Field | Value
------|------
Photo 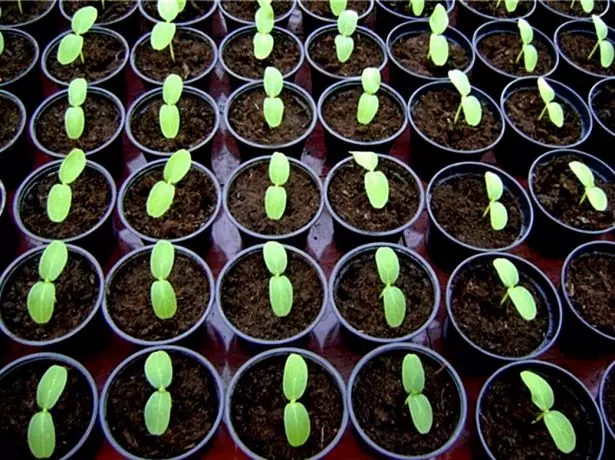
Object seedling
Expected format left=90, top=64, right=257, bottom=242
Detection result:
left=335, top=9, right=358, bottom=63
left=146, top=149, right=191, bottom=218
left=26, top=241, right=68, bottom=325
left=283, top=353, right=311, bottom=447
left=254, top=2, right=274, bottom=60
left=350, top=151, right=389, bottom=209
left=516, top=19, right=538, bottom=72
left=159, top=74, right=183, bottom=139
left=537, top=77, right=563, bottom=128
left=16, top=1, right=23, bottom=14
left=150, top=241, right=177, bottom=320
left=427, top=4, right=449, bottom=66
left=588, top=15, right=614, bottom=68
left=27, top=365, right=68, bottom=459
left=569, top=161, right=608, bottom=211
left=265, top=152, right=290, bottom=220
left=330, top=0, right=347, bottom=16
left=402, top=354, right=433, bottom=434
left=65, top=78, right=87, bottom=140
left=375, top=247, right=406, bottom=327
left=0, top=28, right=3, bottom=57
left=144, top=350, right=173, bottom=436
left=357, top=67, right=380, bottom=125
left=520, top=371, right=576, bottom=454
left=495, top=0, right=519, bottom=12
left=408, top=0, right=425, bottom=16
left=264, top=66, right=284, bottom=129
left=263, top=242, right=293, bottom=317
left=57, top=6, right=97, bottom=65
left=571, top=0, right=594, bottom=13
left=448, top=70, right=482, bottom=127
left=151, top=0, right=186, bottom=61
left=492, top=258, right=537, bottom=321
left=482, top=171, right=508, bottom=231
left=46, top=148, right=87, bottom=223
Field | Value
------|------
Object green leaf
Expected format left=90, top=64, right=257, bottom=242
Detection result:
left=39, top=241, right=68, bottom=282
left=28, top=411, right=55, bottom=459
left=357, top=93, right=379, bottom=125
left=537, top=77, right=554, bottom=103
left=383, top=286, right=406, bottom=328
left=361, top=67, right=381, bottom=95
left=520, top=370, right=554, bottom=411
left=144, top=390, right=172, bottom=436
left=581, top=0, right=594, bottom=13
left=151, top=22, right=176, bottom=51
left=264, top=67, right=284, bottom=97
left=283, top=353, right=308, bottom=401
left=335, top=35, right=354, bottom=63
left=448, top=69, right=470, bottom=96
left=508, top=285, right=537, bottom=321
left=255, top=5, right=274, bottom=34
left=493, top=257, right=519, bottom=289
left=67, top=78, right=87, bottom=107
left=587, top=186, right=608, bottom=211
left=157, top=0, right=179, bottom=21
left=57, top=34, right=83, bottom=65
left=176, top=0, right=186, bottom=12
left=505, top=0, right=519, bottom=12
left=159, top=104, right=180, bottom=139
left=523, top=44, right=538, bottom=72
left=284, top=402, right=311, bottom=447
left=145, top=350, right=173, bottom=389
left=593, top=14, right=608, bottom=40
left=265, top=186, right=287, bottom=220
left=490, top=201, right=508, bottom=231
left=547, top=102, right=564, bottom=128
left=269, top=275, right=293, bottom=317
left=163, top=149, right=191, bottom=184
left=351, top=151, right=378, bottom=171
left=263, top=241, right=287, bottom=275
left=462, top=95, right=482, bottom=126
left=64, top=106, right=84, bottom=140
left=146, top=181, right=175, bottom=218
left=253, top=32, right=274, bottom=60
left=544, top=410, right=577, bottom=454
left=485, top=171, right=504, bottom=201
left=27, top=282, right=56, bottom=325
left=518, top=19, right=533, bottom=44
left=429, top=34, right=449, bottom=66
left=0, top=32, right=4, bottom=56
left=599, top=40, right=614, bottom=68
left=269, top=152, right=290, bottom=185
left=375, top=247, right=399, bottom=285
left=162, top=74, right=183, bottom=105
left=364, top=170, right=389, bottom=209
left=47, top=184, right=72, bottom=223
left=151, top=279, right=177, bottom=319
left=409, top=393, right=433, bottom=434
left=150, top=240, right=175, bottom=280
left=428, top=4, right=448, bottom=35
left=264, top=97, right=284, bottom=128
left=569, top=161, right=595, bottom=187
left=36, top=366, right=68, bottom=410
left=71, top=6, right=97, bottom=35
left=410, top=0, right=425, bottom=16
left=329, top=0, right=347, bottom=16
left=59, top=148, right=86, bottom=185
left=402, top=354, right=425, bottom=394
left=337, top=9, right=358, bottom=36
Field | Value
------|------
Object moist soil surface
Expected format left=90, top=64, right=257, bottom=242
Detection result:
left=20, top=167, right=111, bottom=239
left=335, top=249, right=434, bottom=338
left=411, top=89, right=502, bottom=150
left=106, top=351, right=219, bottom=458
left=532, top=153, right=615, bottom=230
left=594, top=80, right=615, bottom=133
left=221, top=0, right=293, bottom=21
left=450, top=258, right=550, bottom=357
left=230, top=354, right=343, bottom=459
left=478, top=32, right=555, bottom=76
left=604, top=369, right=615, bottom=435
left=352, top=350, right=461, bottom=456
left=383, top=0, right=447, bottom=17
left=0, top=359, right=93, bottom=459
left=559, top=32, right=615, bottom=76
left=0, top=31, right=36, bottom=84
left=227, top=161, right=320, bottom=235
left=0, top=0, right=52, bottom=25
left=328, top=159, right=420, bottom=232
left=303, top=0, right=370, bottom=18
left=505, top=89, right=582, bottom=145
left=465, top=0, right=532, bottom=18
left=106, top=251, right=210, bottom=340
left=548, top=0, right=607, bottom=16
left=430, top=174, right=523, bottom=249
left=323, top=87, right=404, bottom=142
left=63, top=0, right=135, bottom=22
left=228, top=87, right=312, bottom=144
left=0, top=251, right=99, bottom=341
left=220, top=250, right=323, bottom=340
left=0, top=96, right=22, bottom=148
left=123, top=167, right=217, bottom=239
left=143, top=0, right=215, bottom=22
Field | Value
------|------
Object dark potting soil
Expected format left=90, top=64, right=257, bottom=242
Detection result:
left=231, top=354, right=343, bottom=459
left=352, top=350, right=461, bottom=456
left=548, top=0, right=607, bottom=16
left=303, top=0, right=370, bottom=18
left=328, top=159, right=420, bottom=232
left=20, top=168, right=111, bottom=239
left=221, top=0, right=293, bottom=21
left=335, top=250, right=434, bottom=338
left=450, top=259, right=550, bottom=357
left=63, top=0, right=135, bottom=22
left=0, top=95, right=22, bottom=148
left=0, top=251, right=99, bottom=341
left=505, top=89, right=582, bottom=145
left=465, top=0, right=532, bottom=18
left=430, top=174, right=523, bottom=249
left=604, top=369, right=615, bottom=435
left=532, top=154, right=615, bottom=230
left=0, top=31, right=36, bottom=84
left=559, top=32, right=615, bottom=76
left=594, top=80, right=615, bottom=133
left=220, top=250, right=323, bottom=340
left=411, top=89, right=502, bottom=150
left=383, top=0, right=447, bottom=17
left=0, top=360, right=93, bottom=459
left=106, top=251, right=210, bottom=340
left=0, top=0, right=52, bottom=25
left=106, top=351, right=219, bottom=458
left=227, top=161, right=320, bottom=235
left=322, top=87, right=404, bottom=142
left=228, top=87, right=312, bottom=144
left=478, top=32, right=555, bottom=76
left=143, top=0, right=215, bottom=22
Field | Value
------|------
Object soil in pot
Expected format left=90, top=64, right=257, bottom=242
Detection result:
left=0, top=31, right=36, bottom=83
left=464, top=0, right=532, bottom=18
left=391, top=33, right=470, bottom=77
left=478, top=32, right=555, bottom=76
left=532, top=153, right=615, bottom=230
left=0, top=0, right=52, bottom=25
left=227, top=162, right=320, bottom=235
left=352, top=350, right=461, bottom=456
left=0, top=359, right=94, bottom=459
left=63, top=0, right=135, bottom=22
left=593, top=80, right=615, bottom=133
left=0, top=95, right=23, bottom=148
left=559, top=32, right=615, bottom=76
left=230, top=354, right=343, bottom=459
left=382, top=0, right=447, bottom=16
left=221, top=0, right=293, bottom=21
left=143, top=0, right=214, bottom=22
left=548, top=0, right=607, bottom=16
left=106, top=350, right=219, bottom=458
left=328, top=159, right=420, bottom=232
left=603, top=369, right=615, bottom=434
left=303, top=0, right=370, bottom=18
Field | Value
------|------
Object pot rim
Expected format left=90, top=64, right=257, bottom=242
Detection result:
left=599, top=358, right=615, bottom=442
left=588, top=76, right=615, bottom=138
left=0, top=0, right=57, bottom=27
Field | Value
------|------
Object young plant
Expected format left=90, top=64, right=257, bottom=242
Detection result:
left=283, top=353, right=311, bottom=447
left=65, top=78, right=87, bottom=140
left=150, top=241, right=177, bottom=320
left=427, top=4, right=449, bottom=66
left=265, top=152, right=290, bottom=220
left=402, top=354, right=433, bottom=434
left=0, top=28, right=3, bottom=57
left=335, top=9, right=358, bottom=63
left=159, top=73, right=183, bottom=139
left=330, top=0, right=347, bottom=16
left=146, top=149, right=191, bottom=218
left=26, top=241, right=69, bottom=325
left=144, top=350, right=173, bottom=436
left=569, top=161, right=608, bottom=211
left=537, top=77, right=563, bottom=128
left=253, top=2, right=274, bottom=60
left=495, top=0, right=519, bottom=12
left=57, top=6, right=97, bottom=65
left=482, top=171, right=508, bottom=231
left=375, top=247, right=406, bottom=328
left=264, top=66, right=284, bottom=129
left=408, top=0, right=425, bottom=16
left=588, top=15, right=614, bottom=68
left=151, top=0, right=186, bottom=61
left=520, top=371, right=576, bottom=454
left=263, top=241, right=293, bottom=317
left=27, top=365, right=68, bottom=459
left=46, top=148, right=87, bottom=223
left=571, top=0, right=594, bottom=13
left=357, top=67, right=380, bottom=125
left=492, top=257, right=537, bottom=321
left=516, top=19, right=538, bottom=72
left=448, top=70, right=482, bottom=127
left=350, top=151, right=389, bottom=209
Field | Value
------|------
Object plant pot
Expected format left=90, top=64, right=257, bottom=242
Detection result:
left=138, top=0, right=218, bottom=36
left=324, top=154, right=424, bottom=248
left=374, top=0, right=455, bottom=40
left=0, top=0, right=59, bottom=46
left=599, top=359, right=615, bottom=454
left=100, top=345, right=224, bottom=460
left=225, top=81, right=317, bottom=159
left=0, top=181, right=16, bottom=272
left=535, top=0, right=610, bottom=38
left=225, top=347, right=348, bottom=459
left=125, top=85, right=219, bottom=166
left=0, top=352, right=99, bottom=459
left=472, top=19, right=559, bottom=101
left=456, top=0, right=536, bottom=39
left=0, top=244, right=104, bottom=349
left=425, top=162, right=533, bottom=271
left=306, top=24, right=387, bottom=100
left=298, top=0, right=374, bottom=36
left=329, top=242, right=440, bottom=348
left=347, top=343, right=468, bottom=459
left=496, top=76, right=593, bottom=177
left=216, top=244, right=327, bottom=350
left=318, top=79, right=407, bottom=162
left=219, top=0, right=297, bottom=33
left=219, top=25, right=304, bottom=90
left=407, top=81, right=504, bottom=180
left=0, top=89, right=30, bottom=187
left=14, top=159, right=117, bottom=263
left=588, top=77, right=615, bottom=166
left=476, top=360, right=605, bottom=459
left=387, top=21, right=475, bottom=101
left=445, top=252, right=562, bottom=373
left=0, top=27, right=41, bottom=112
left=528, top=149, right=615, bottom=257
left=223, top=155, right=324, bottom=247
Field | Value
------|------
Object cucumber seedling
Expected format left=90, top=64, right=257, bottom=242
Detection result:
left=402, top=354, right=433, bottom=434
left=569, top=161, right=608, bottom=211
left=65, top=78, right=87, bottom=141
left=144, top=350, right=173, bottom=436
left=265, top=152, right=290, bottom=220
left=263, top=241, right=294, bottom=317
left=47, top=148, right=87, bottom=223
left=495, top=0, right=519, bottom=12
left=57, top=6, right=97, bottom=65
left=159, top=73, right=183, bottom=140
left=516, top=19, right=538, bottom=72
left=357, top=67, right=381, bottom=125
left=375, top=247, right=406, bottom=327
left=448, top=70, right=482, bottom=127
left=482, top=171, right=508, bottom=231
left=147, top=149, right=192, bottom=218
left=407, top=0, right=425, bottom=16
left=492, top=257, right=537, bottom=321
left=151, top=0, right=187, bottom=61
left=350, top=151, right=389, bottom=209
left=589, top=15, right=614, bottom=69
left=570, top=0, right=594, bottom=13
left=335, top=9, right=358, bottom=63
left=150, top=241, right=178, bottom=320
left=264, top=66, right=285, bottom=128
left=427, top=4, right=449, bottom=66
left=330, top=0, right=347, bottom=16
left=283, top=353, right=311, bottom=447
left=254, top=0, right=274, bottom=59
left=537, top=77, right=563, bottom=128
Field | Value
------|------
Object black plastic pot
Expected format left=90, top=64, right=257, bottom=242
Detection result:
left=225, top=81, right=317, bottom=159
left=100, top=345, right=224, bottom=460
left=0, top=27, right=41, bottom=112
left=535, top=0, right=610, bottom=38
left=0, top=89, right=30, bottom=187
left=0, top=181, right=16, bottom=272
left=298, top=0, right=374, bottom=36
left=456, top=0, right=536, bottom=39
left=138, top=0, right=218, bottom=36
left=374, top=0, right=455, bottom=40
left=347, top=343, right=468, bottom=459
left=425, top=162, right=533, bottom=271
left=219, top=0, right=297, bottom=33
left=588, top=77, right=615, bottom=166
left=599, top=359, right=615, bottom=454
left=0, top=0, right=59, bottom=46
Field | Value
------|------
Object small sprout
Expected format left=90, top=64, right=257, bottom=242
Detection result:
left=27, top=365, right=68, bottom=459
left=64, top=78, right=87, bottom=140
left=402, top=354, right=433, bottom=434
left=46, top=148, right=87, bottom=223
left=482, top=172, right=508, bottom=231
left=146, top=149, right=191, bottom=218
left=520, top=371, right=576, bottom=454
left=159, top=73, right=182, bottom=139
left=330, top=0, right=347, bottom=16
left=350, top=151, right=389, bottom=209
left=253, top=3, right=274, bottom=60
left=335, top=10, right=358, bottom=63
left=0, top=29, right=4, bottom=56
left=57, top=6, right=97, bottom=65
left=263, top=67, right=285, bottom=129
left=571, top=0, right=594, bottom=13
left=427, top=4, right=449, bottom=67
left=27, top=241, right=69, bottom=325
left=569, top=161, right=608, bottom=211
left=516, top=19, right=538, bottom=72
left=265, top=152, right=290, bottom=220
left=408, top=0, right=425, bottom=16
left=263, top=242, right=293, bottom=317
left=17, top=0, right=23, bottom=14
left=150, top=241, right=177, bottom=320
left=493, top=258, right=537, bottom=321
left=283, top=353, right=311, bottom=447
left=144, top=350, right=173, bottom=436
left=537, top=77, right=563, bottom=128
left=588, top=15, right=614, bottom=68
left=151, top=0, right=186, bottom=61
left=375, top=247, right=406, bottom=328
left=448, top=70, right=482, bottom=127
left=357, top=67, right=380, bottom=125
left=495, top=0, right=519, bottom=12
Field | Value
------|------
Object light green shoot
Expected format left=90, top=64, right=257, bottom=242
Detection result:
left=588, top=15, right=614, bottom=68
left=47, top=148, right=87, bottom=223
left=283, top=353, right=311, bottom=447
left=448, top=70, right=482, bottom=126
left=537, top=77, right=563, bottom=128
left=265, top=152, right=290, bottom=220
left=408, top=0, right=425, bottom=16
left=402, top=354, right=433, bottom=434
left=516, top=19, right=538, bottom=72
left=144, top=350, right=173, bottom=436
left=569, top=161, right=608, bottom=211
left=330, top=0, right=347, bottom=16
left=482, top=172, right=508, bottom=231
left=146, top=149, right=191, bottom=218
left=264, top=67, right=285, bottom=129
left=427, top=4, right=449, bottom=67
left=254, top=3, right=274, bottom=60
left=0, top=29, right=4, bottom=56
left=571, top=0, right=594, bottom=13
left=151, top=0, right=186, bottom=61
left=150, top=241, right=177, bottom=320
left=335, top=9, right=358, bottom=63
left=64, top=78, right=87, bottom=140
left=263, top=242, right=293, bottom=317
left=375, top=247, right=406, bottom=328
left=495, top=0, right=519, bottom=12
left=357, top=67, right=380, bottom=125
left=57, top=6, right=97, bottom=65
left=493, top=258, right=537, bottom=321
left=159, top=74, right=182, bottom=139
left=350, top=151, right=389, bottom=209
